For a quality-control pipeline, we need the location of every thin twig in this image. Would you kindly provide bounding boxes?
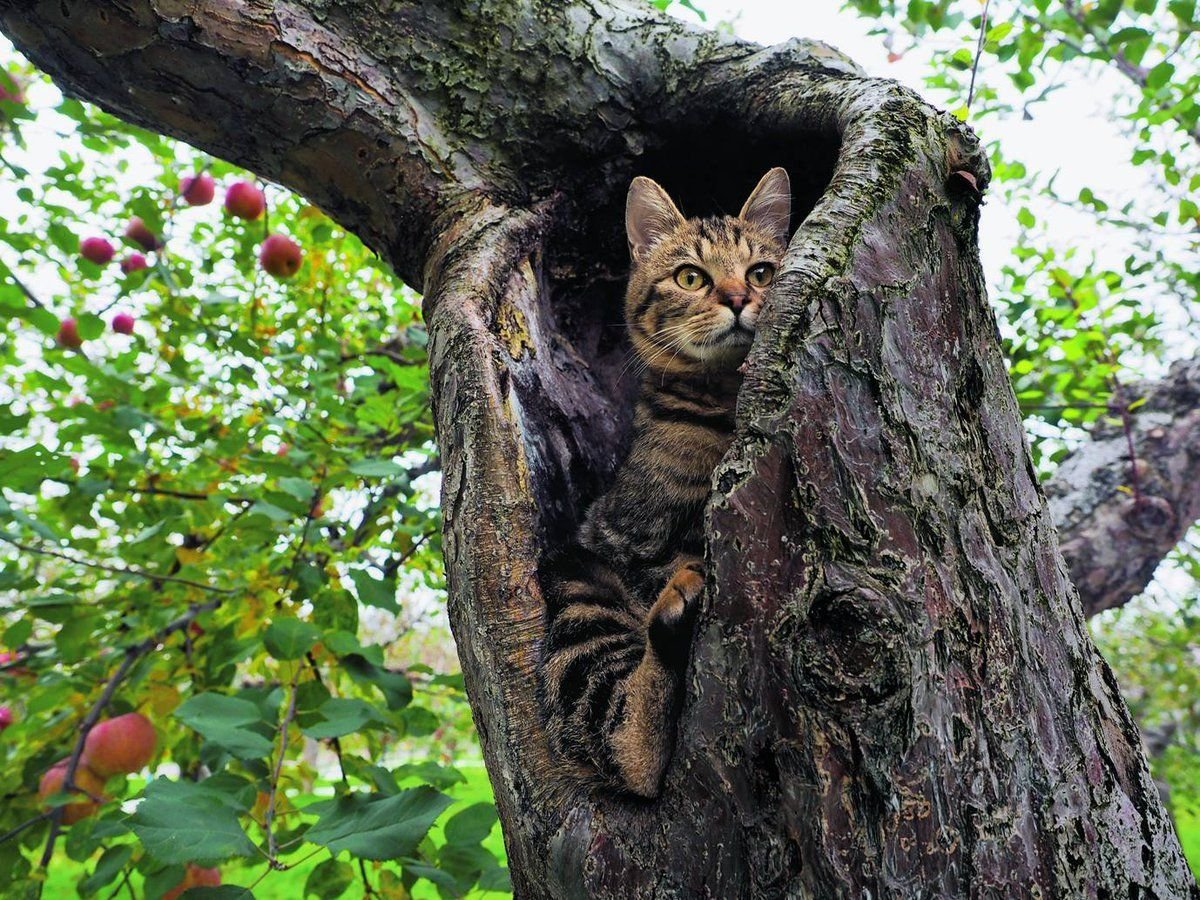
[304,652,375,897]
[133,484,254,504]
[104,862,136,900]
[967,0,991,110]
[0,812,50,845]
[0,535,235,594]
[5,267,46,309]
[263,663,302,867]
[382,531,434,579]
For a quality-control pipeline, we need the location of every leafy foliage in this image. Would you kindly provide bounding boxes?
[0,49,502,898]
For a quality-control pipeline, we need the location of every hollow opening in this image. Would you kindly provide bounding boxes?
[516,125,842,541]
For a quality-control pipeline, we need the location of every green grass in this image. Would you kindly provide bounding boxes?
[42,765,506,899]
[1176,808,1200,878]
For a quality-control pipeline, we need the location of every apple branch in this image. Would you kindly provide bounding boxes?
[32,598,222,868]
[262,663,302,869]
[0,535,236,594]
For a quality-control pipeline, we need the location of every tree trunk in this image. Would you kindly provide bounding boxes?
[2,2,1197,896]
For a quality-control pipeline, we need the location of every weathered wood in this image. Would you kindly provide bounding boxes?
[1048,356,1200,617]
[3,2,1196,896]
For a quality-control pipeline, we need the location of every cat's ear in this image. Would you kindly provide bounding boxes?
[739,167,791,247]
[626,176,685,260]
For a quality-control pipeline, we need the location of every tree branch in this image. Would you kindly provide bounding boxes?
[1047,355,1200,617]
[0,535,236,594]
[0,0,750,288]
[34,598,222,867]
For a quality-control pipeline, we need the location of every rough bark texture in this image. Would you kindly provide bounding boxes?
[1047,356,1200,617]
[3,2,1198,897]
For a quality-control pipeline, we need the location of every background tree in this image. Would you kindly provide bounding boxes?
[0,0,1196,897]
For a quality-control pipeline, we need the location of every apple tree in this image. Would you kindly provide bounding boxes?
[0,49,506,899]
[1,0,1199,897]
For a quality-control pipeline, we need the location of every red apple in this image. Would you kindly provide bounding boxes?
[224,180,265,220]
[38,760,106,825]
[0,706,12,730]
[120,253,148,274]
[112,312,136,335]
[80,237,115,265]
[124,217,163,251]
[259,233,303,279]
[56,317,83,349]
[81,712,157,777]
[163,864,221,900]
[180,172,215,206]
[69,456,81,473]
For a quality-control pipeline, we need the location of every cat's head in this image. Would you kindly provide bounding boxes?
[624,168,790,377]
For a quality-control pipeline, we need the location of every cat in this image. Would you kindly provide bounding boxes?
[538,168,791,797]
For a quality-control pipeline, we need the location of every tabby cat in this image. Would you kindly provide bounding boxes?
[538,168,791,797]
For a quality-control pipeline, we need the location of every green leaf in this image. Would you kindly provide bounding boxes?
[77,845,132,897]
[349,459,404,478]
[277,477,316,502]
[349,568,398,613]
[305,787,452,860]
[444,802,498,846]
[948,47,973,70]
[264,618,320,660]
[1145,61,1175,90]
[342,654,412,710]
[139,774,255,814]
[130,779,257,864]
[76,313,105,340]
[304,858,354,899]
[300,698,384,740]
[174,693,274,759]
[247,500,294,521]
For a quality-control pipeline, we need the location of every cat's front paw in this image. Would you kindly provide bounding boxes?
[647,560,704,669]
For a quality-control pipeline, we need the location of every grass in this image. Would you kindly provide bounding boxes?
[1177,809,1200,878]
[42,764,506,898]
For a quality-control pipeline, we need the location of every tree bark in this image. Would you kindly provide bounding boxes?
[2,1,1197,897]
[1047,356,1200,618]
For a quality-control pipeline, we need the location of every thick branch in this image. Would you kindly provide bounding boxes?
[1047,355,1200,617]
[0,0,749,287]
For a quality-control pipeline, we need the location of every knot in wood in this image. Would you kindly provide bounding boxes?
[790,583,907,712]
[1123,495,1175,538]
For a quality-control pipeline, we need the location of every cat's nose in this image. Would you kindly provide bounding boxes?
[716,280,747,312]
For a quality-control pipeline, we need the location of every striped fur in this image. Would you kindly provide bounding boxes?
[539,169,791,797]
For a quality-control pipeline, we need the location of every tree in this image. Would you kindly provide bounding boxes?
[1,1,1198,897]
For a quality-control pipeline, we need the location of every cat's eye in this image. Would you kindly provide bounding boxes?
[747,263,775,287]
[674,266,708,291]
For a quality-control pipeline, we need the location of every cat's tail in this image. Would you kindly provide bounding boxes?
[537,547,698,798]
